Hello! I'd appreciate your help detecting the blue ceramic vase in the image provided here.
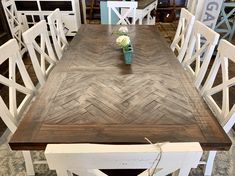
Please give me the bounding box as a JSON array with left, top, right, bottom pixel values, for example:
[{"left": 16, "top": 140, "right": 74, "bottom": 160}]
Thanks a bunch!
[{"left": 123, "top": 45, "right": 133, "bottom": 64}]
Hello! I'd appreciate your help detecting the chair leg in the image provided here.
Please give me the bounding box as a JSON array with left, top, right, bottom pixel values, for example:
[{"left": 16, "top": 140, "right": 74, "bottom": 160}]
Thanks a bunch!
[
  {"left": 22, "top": 151, "right": 35, "bottom": 175},
  {"left": 204, "top": 151, "right": 217, "bottom": 176}
]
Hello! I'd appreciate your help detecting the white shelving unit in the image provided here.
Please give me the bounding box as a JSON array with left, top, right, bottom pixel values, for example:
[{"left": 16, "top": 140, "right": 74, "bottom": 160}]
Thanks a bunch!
[{"left": 14, "top": 0, "right": 81, "bottom": 36}]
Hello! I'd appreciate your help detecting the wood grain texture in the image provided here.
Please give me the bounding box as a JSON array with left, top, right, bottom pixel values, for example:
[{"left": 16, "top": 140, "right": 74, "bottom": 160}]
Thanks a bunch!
[{"left": 9, "top": 25, "right": 232, "bottom": 151}]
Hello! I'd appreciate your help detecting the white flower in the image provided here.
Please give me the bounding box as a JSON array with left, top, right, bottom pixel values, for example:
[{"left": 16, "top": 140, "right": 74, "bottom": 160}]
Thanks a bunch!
[
  {"left": 118, "top": 26, "right": 128, "bottom": 34},
  {"left": 116, "top": 35, "right": 130, "bottom": 48}
]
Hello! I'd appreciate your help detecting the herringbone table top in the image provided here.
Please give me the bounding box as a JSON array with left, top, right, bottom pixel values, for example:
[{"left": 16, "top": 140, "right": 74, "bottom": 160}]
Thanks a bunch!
[{"left": 10, "top": 25, "right": 231, "bottom": 151}]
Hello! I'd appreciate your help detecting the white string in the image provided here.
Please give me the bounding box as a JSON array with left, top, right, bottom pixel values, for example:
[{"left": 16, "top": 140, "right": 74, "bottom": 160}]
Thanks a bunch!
[{"left": 145, "top": 137, "right": 169, "bottom": 176}]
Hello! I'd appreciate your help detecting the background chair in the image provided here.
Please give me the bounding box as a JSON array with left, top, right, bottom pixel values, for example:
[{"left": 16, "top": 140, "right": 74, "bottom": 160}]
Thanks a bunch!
[
  {"left": 134, "top": 0, "right": 158, "bottom": 25},
  {"left": 107, "top": 1, "right": 138, "bottom": 25},
  {"left": 23, "top": 20, "right": 57, "bottom": 87},
  {"left": 186, "top": 0, "right": 204, "bottom": 20},
  {"left": 182, "top": 21, "right": 219, "bottom": 91},
  {"left": 1, "top": 0, "right": 28, "bottom": 55},
  {"left": 170, "top": 8, "right": 195, "bottom": 63},
  {"left": 45, "top": 142, "right": 202, "bottom": 176},
  {"left": 200, "top": 39, "right": 235, "bottom": 176},
  {"left": 0, "top": 39, "right": 37, "bottom": 175},
  {"left": 47, "top": 8, "right": 69, "bottom": 60},
  {"left": 215, "top": 1, "right": 235, "bottom": 42}
]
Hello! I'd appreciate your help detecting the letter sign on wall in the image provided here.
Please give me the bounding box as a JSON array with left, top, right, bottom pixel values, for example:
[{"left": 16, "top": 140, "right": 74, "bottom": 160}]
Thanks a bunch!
[{"left": 200, "top": 0, "right": 223, "bottom": 29}]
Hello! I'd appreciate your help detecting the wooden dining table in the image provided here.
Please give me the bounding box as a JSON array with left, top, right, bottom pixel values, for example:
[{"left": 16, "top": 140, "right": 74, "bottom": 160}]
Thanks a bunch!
[{"left": 9, "top": 24, "right": 232, "bottom": 151}]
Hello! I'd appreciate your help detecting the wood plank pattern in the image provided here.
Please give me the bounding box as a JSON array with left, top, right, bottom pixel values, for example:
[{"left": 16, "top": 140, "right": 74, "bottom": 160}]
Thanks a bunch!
[{"left": 9, "top": 25, "right": 231, "bottom": 151}]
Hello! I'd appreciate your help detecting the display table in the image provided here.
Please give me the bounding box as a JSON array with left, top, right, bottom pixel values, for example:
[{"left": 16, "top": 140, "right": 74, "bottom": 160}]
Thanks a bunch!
[{"left": 10, "top": 25, "right": 232, "bottom": 151}]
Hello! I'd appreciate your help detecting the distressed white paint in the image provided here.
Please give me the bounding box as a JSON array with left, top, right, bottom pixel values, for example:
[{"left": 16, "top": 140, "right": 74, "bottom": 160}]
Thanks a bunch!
[{"left": 45, "top": 143, "right": 202, "bottom": 176}]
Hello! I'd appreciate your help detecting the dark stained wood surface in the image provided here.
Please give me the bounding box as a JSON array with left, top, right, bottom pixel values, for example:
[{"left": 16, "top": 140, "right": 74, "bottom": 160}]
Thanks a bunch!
[{"left": 9, "top": 25, "right": 232, "bottom": 151}]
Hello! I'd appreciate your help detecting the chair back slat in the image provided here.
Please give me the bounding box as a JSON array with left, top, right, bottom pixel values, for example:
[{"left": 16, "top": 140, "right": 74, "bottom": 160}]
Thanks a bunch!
[
  {"left": 199, "top": 39, "right": 235, "bottom": 176},
  {"left": 1, "top": 0, "right": 27, "bottom": 55},
  {"left": 23, "top": 20, "right": 57, "bottom": 86},
  {"left": 183, "top": 21, "right": 219, "bottom": 91},
  {"left": 201, "top": 39, "right": 235, "bottom": 133},
  {"left": 0, "top": 39, "right": 35, "bottom": 133},
  {"left": 48, "top": 8, "right": 69, "bottom": 60},
  {"left": 170, "top": 8, "right": 195, "bottom": 63},
  {"left": 107, "top": 1, "right": 138, "bottom": 25}
]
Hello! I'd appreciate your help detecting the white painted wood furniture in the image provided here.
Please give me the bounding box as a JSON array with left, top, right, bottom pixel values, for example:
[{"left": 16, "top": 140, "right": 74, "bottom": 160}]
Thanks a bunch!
[
  {"left": 186, "top": 0, "right": 202, "bottom": 20},
  {"left": 47, "top": 8, "right": 69, "bottom": 60},
  {"left": 182, "top": 21, "right": 219, "bottom": 91},
  {"left": 14, "top": 0, "right": 81, "bottom": 36},
  {"left": 200, "top": 39, "right": 235, "bottom": 176},
  {"left": 107, "top": 1, "right": 138, "bottom": 25},
  {"left": 45, "top": 142, "right": 202, "bottom": 176},
  {"left": 0, "top": 39, "right": 37, "bottom": 175},
  {"left": 135, "top": 0, "right": 158, "bottom": 25},
  {"left": 170, "top": 8, "right": 195, "bottom": 63},
  {"left": 1, "top": 0, "right": 27, "bottom": 55},
  {"left": 22, "top": 20, "right": 57, "bottom": 86}
]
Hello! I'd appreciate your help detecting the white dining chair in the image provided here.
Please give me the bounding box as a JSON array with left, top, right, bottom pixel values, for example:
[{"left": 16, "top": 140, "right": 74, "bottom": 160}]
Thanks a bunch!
[
  {"left": 170, "top": 8, "right": 195, "bottom": 63},
  {"left": 182, "top": 21, "right": 220, "bottom": 91},
  {"left": 135, "top": 0, "right": 158, "bottom": 25},
  {"left": 200, "top": 39, "right": 235, "bottom": 176},
  {"left": 0, "top": 39, "right": 37, "bottom": 175},
  {"left": 47, "top": 8, "right": 69, "bottom": 60},
  {"left": 186, "top": 0, "right": 204, "bottom": 20},
  {"left": 45, "top": 142, "right": 202, "bottom": 176},
  {"left": 23, "top": 20, "right": 57, "bottom": 87},
  {"left": 1, "top": 0, "right": 27, "bottom": 55},
  {"left": 107, "top": 1, "right": 138, "bottom": 25}
]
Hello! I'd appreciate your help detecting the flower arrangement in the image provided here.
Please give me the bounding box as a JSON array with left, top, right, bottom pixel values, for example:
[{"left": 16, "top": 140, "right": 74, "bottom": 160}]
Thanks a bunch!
[
  {"left": 116, "top": 35, "right": 131, "bottom": 52},
  {"left": 113, "top": 26, "right": 133, "bottom": 64}
]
